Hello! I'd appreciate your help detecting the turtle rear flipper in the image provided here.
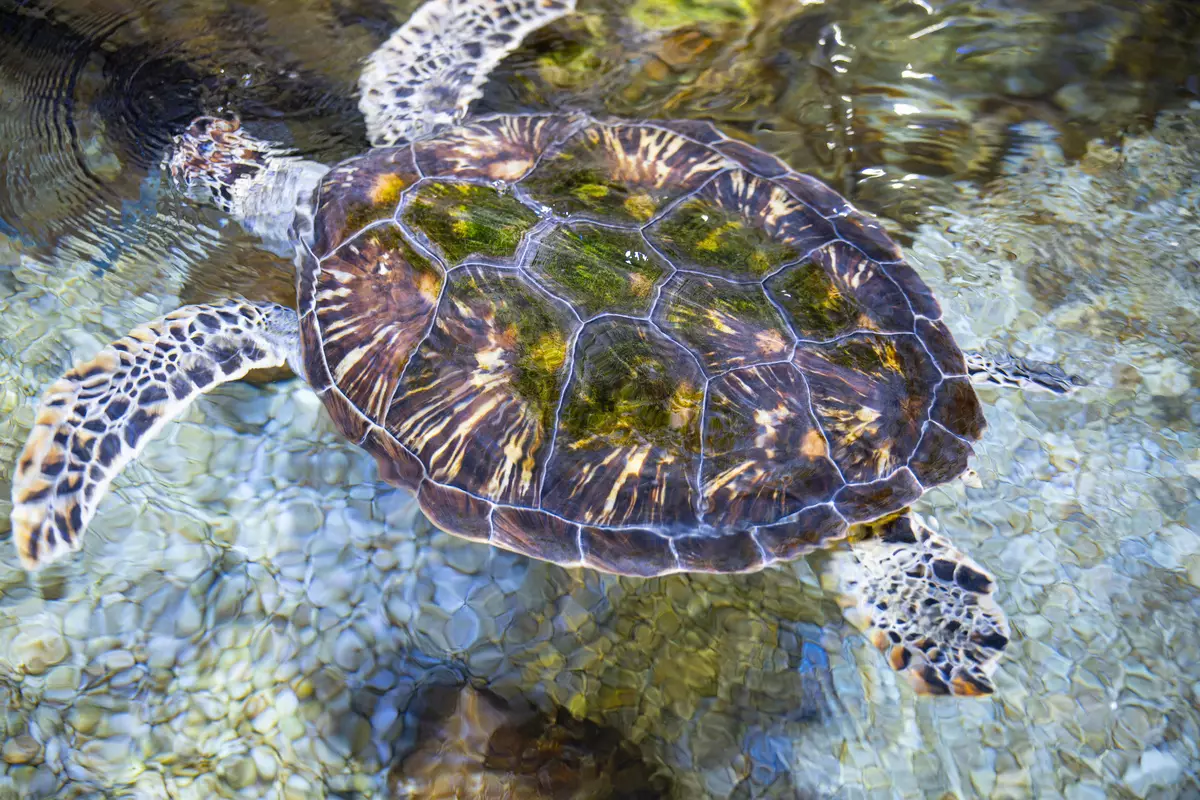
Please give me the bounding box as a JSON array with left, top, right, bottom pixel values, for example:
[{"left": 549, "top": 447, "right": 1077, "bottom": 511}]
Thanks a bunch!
[
  {"left": 964, "top": 349, "right": 1084, "bottom": 395},
  {"left": 358, "top": 0, "right": 577, "bottom": 147},
  {"left": 11, "top": 301, "right": 300, "bottom": 570},
  {"left": 826, "top": 512, "right": 1010, "bottom": 697}
]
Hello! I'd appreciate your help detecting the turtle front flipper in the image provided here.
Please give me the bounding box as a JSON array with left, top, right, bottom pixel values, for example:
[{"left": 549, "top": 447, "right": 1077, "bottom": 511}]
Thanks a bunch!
[
  {"left": 168, "top": 117, "right": 328, "bottom": 254},
  {"left": 10, "top": 301, "right": 300, "bottom": 570},
  {"left": 825, "top": 512, "right": 1010, "bottom": 697},
  {"left": 964, "top": 349, "right": 1084, "bottom": 394},
  {"left": 358, "top": 0, "right": 577, "bottom": 146}
]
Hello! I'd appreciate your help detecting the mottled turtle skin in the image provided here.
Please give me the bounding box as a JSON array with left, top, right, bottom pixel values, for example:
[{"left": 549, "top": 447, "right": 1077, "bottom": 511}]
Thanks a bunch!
[{"left": 299, "top": 113, "right": 985, "bottom": 576}]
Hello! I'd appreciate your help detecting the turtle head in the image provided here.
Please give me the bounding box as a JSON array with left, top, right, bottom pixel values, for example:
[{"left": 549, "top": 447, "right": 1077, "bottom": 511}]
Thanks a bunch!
[
  {"left": 168, "top": 116, "right": 329, "bottom": 256},
  {"left": 168, "top": 117, "right": 272, "bottom": 214}
]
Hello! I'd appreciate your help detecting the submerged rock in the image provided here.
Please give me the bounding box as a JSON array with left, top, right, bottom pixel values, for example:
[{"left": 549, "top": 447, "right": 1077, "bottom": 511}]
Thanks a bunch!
[{"left": 388, "top": 683, "right": 669, "bottom": 799}]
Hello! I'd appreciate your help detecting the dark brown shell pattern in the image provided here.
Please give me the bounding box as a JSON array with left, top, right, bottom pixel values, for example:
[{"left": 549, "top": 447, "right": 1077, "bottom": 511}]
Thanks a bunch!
[{"left": 297, "top": 114, "right": 986, "bottom": 577}]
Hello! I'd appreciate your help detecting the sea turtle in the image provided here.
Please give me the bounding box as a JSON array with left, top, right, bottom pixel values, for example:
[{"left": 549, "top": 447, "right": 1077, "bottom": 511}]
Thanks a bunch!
[{"left": 10, "top": 0, "right": 1079, "bottom": 696}]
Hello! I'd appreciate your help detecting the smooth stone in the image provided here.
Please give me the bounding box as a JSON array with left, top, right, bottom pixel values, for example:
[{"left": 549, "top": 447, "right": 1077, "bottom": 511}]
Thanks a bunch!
[
  {"left": 276, "top": 689, "right": 299, "bottom": 717},
  {"left": 333, "top": 629, "right": 367, "bottom": 673},
  {"left": 1, "top": 735, "right": 39, "bottom": 764},
  {"left": 444, "top": 606, "right": 481, "bottom": 651},
  {"left": 279, "top": 716, "right": 306, "bottom": 741},
  {"left": 217, "top": 756, "right": 257, "bottom": 790},
  {"left": 1124, "top": 749, "right": 1183, "bottom": 798},
  {"left": 174, "top": 595, "right": 203, "bottom": 638},
  {"left": 251, "top": 746, "right": 278, "bottom": 781},
  {"left": 284, "top": 773, "right": 313, "bottom": 800},
  {"left": 251, "top": 707, "right": 279, "bottom": 735},
  {"left": 100, "top": 650, "right": 136, "bottom": 672},
  {"left": 10, "top": 628, "right": 68, "bottom": 674}
]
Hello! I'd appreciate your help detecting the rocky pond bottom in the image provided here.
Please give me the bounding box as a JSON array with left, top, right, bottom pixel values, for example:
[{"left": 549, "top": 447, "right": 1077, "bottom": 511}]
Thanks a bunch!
[{"left": 0, "top": 106, "right": 1198, "bottom": 799}]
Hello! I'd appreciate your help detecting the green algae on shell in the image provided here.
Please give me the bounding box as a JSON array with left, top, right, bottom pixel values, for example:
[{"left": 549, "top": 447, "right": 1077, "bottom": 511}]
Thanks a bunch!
[
  {"left": 649, "top": 195, "right": 799, "bottom": 278},
  {"left": 402, "top": 181, "right": 539, "bottom": 264},
  {"left": 766, "top": 260, "right": 862, "bottom": 339},
  {"left": 531, "top": 224, "right": 667, "bottom": 317},
  {"left": 654, "top": 274, "right": 793, "bottom": 373},
  {"left": 559, "top": 320, "right": 703, "bottom": 452}
]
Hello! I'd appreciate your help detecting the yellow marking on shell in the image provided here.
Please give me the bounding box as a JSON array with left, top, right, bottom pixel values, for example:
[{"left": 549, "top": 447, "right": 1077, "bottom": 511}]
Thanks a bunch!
[
  {"left": 704, "top": 459, "right": 755, "bottom": 500},
  {"left": 753, "top": 403, "right": 790, "bottom": 458},
  {"left": 417, "top": 271, "right": 441, "bottom": 304},
  {"left": 843, "top": 254, "right": 873, "bottom": 289},
  {"left": 601, "top": 127, "right": 726, "bottom": 190},
  {"left": 629, "top": 273, "right": 654, "bottom": 298},
  {"left": 706, "top": 310, "right": 738, "bottom": 336},
  {"left": 669, "top": 382, "right": 703, "bottom": 431},
  {"left": 333, "top": 345, "right": 368, "bottom": 381},
  {"left": 599, "top": 445, "right": 649, "bottom": 524},
  {"left": 413, "top": 389, "right": 507, "bottom": 480},
  {"left": 528, "top": 332, "right": 567, "bottom": 375},
  {"left": 369, "top": 173, "right": 409, "bottom": 208},
  {"left": 820, "top": 404, "right": 881, "bottom": 445},
  {"left": 801, "top": 429, "right": 827, "bottom": 459},
  {"left": 755, "top": 328, "right": 789, "bottom": 357},
  {"left": 475, "top": 347, "right": 506, "bottom": 373},
  {"left": 490, "top": 158, "right": 534, "bottom": 182},
  {"left": 762, "top": 186, "right": 795, "bottom": 229},
  {"left": 391, "top": 319, "right": 548, "bottom": 503}
]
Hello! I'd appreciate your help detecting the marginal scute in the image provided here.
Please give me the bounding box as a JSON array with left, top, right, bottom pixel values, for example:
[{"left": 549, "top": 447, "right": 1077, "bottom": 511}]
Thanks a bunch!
[
  {"left": 580, "top": 527, "right": 677, "bottom": 576},
  {"left": 674, "top": 531, "right": 764, "bottom": 573},
  {"left": 492, "top": 507, "right": 582, "bottom": 565},
  {"left": 652, "top": 119, "right": 724, "bottom": 145},
  {"left": 647, "top": 169, "right": 823, "bottom": 280},
  {"left": 529, "top": 224, "right": 667, "bottom": 317},
  {"left": 701, "top": 363, "right": 843, "bottom": 527},
  {"left": 386, "top": 267, "right": 577, "bottom": 506},
  {"left": 402, "top": 181, "right": 539, "bottom": 264},
  {"left": 754, "top": 504, "right": 848, "bottom": 562},
  {"left": 715, "top": 139, "right": 790, "bottom": 178},
  {"left": 916, "top": 317, "right": 967, "bottom": 374},
  {"left": 775, "top": 174, "right": 852, "bottom": 219},
  {"left": 316, "top": 224, "right": 443, "bottom": 420},
  {"left": 794, "top": 334, "right": 940, "bottom": 483},
  {"left": 834, "top": 468, "right": 923, "bottom": 521},
  {"left": 322, "top": 390, "right": 370, "bottom": 444},
  {"left": 830, "top": 210, "right": 903, "bottom": 263},
  {"left": 362, "top": 427, "right": 424, "bottom": 491},
  {"left": 298, "top": 311, "right": 332, "bottom": 393},
  {"left": 931, "top": 377, "right": 987, "bottom": 441},
  {"left": 653, "top": 274, "right": 793, "bottom": 374},
  {"left": 883, "top": 261, "right": 942, "bottom": 319},
  {"left": 521, "top": 123, "right": 728, "bottom": 224},
  {"left": 313, "top": 146, "right": 418, "bottom": 257},
  {"left": 413, "top": 115, "right": 573, "bottom": 182},
  {"left": 418, "top": 479, "right": 494, "bottom": 543},
  {"left": 543, "top": 319, "right": 703, "bottom": 528},
  {"left": 908, "top": 423, "right": 974, "bottom": 487}
]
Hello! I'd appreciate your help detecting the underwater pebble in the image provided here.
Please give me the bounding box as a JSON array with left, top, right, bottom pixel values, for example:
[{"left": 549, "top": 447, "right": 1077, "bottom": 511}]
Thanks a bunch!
[
  {"left": 10, "top": 628, "right": 67, "bottom": 674},
  {"left": 1123, "top": 749, "right": 1183, "bottom": 798},
  {"left": 1, "top": 735, "right": 39, "bottom": 764},
  {"left": 251, "top": 745, "right": 278, "bottom": 780}
]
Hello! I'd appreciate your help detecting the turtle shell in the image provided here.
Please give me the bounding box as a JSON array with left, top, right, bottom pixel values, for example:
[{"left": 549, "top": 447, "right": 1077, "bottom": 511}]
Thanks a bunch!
[{"left": 298, "top": 114, "right": 985, "bottom": 576}]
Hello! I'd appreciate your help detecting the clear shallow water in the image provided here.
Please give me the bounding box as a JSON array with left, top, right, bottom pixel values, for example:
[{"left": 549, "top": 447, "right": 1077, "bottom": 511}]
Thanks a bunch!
[{"left": 0, "top": 0, "right": 1198, "bottom": 797}]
